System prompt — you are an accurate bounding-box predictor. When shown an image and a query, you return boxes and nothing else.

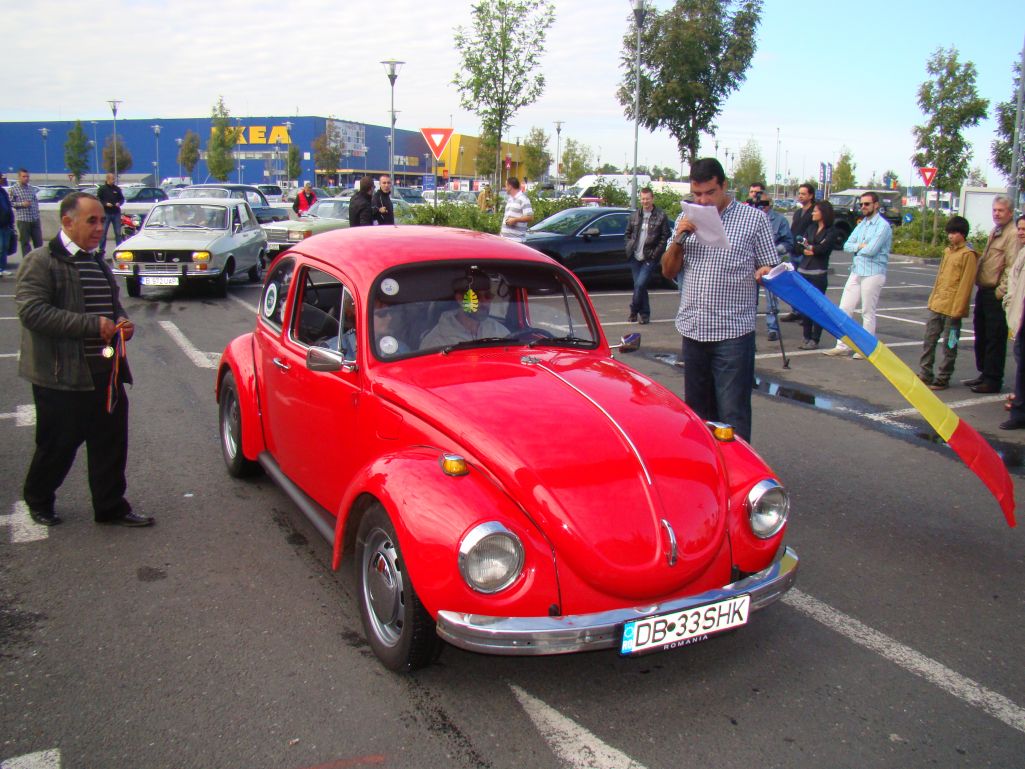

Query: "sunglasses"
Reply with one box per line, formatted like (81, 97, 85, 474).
(859, 202, 874, 208)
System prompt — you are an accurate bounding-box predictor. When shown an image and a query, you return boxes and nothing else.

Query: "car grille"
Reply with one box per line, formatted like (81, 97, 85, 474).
(132, 250, 196, 267)
(264, 229, 290, 244)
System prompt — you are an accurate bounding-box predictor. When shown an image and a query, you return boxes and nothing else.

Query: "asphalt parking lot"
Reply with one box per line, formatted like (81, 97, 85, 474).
(1, 248, 1023, 769)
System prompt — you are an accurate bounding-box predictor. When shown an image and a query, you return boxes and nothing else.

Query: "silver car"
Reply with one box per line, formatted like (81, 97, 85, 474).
(111, 198, 268, 298)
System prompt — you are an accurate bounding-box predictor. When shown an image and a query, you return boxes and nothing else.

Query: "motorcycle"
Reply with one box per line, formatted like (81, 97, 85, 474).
(120, 212, 144, 239)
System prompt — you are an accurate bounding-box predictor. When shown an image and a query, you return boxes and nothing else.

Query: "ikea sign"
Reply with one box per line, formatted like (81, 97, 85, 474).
(210, 125, 292, 145)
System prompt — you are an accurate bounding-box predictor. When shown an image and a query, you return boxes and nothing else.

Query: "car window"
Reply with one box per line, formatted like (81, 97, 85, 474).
(239, 204, 256, 229)
(260, 257, 296, 331)
(181, 187, 229, 199)
(245, 191, 263, 206)
(529, 208, 602, 235)
(291, 267, 356, 360)
(232, 207, 243, 229)
(593, 213, 629, 236)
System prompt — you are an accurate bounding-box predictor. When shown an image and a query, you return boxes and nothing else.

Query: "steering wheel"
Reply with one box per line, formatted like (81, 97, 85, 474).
(509, 327, 555, 343)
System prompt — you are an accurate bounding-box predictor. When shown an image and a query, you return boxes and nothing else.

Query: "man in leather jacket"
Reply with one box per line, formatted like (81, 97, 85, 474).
(349, 176, 375, 227)
(624, 187, 671, 324)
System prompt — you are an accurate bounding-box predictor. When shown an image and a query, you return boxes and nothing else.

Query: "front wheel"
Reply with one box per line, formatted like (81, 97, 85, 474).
(248, 252, 265, 283)
(125, 277, 141, 298)
(219, 371, 260, 478)
(356, 504, 440, 672)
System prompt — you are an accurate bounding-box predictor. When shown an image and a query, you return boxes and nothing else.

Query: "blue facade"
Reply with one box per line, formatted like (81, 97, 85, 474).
(0, 115, 433, 187)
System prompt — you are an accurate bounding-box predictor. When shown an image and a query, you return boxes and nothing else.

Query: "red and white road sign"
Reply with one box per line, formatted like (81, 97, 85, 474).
(919, 167, 938, 187)
(420, 127, 454, 160)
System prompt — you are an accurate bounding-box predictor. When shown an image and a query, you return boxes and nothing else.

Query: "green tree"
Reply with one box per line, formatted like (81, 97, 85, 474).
(64, 120, 90, 183)
(312, 121, 342, 185)
(522, 127, 552, 181)
(990, 62, 1023, 190)
(206, 96, 237, 182)
(560, 138, 593, 185)
(596, 162, 620, 175)
(453, 0, 556, 185)
(731, 139, 766, 193)
(475, 128, 499, 178)
(912, 47, 988, 242)
(832, 148, 856, 190)
(102, 135, 132, 175)
(617, 0, 761, 164)
(178, 130, 201, 176)
(967, 166, 988, 187)
(287, 145, 302, 182)
(881, 169, 900, 189)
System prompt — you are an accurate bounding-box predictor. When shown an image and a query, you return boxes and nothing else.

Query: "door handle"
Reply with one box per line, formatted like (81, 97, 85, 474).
(272, 357, 290, 371)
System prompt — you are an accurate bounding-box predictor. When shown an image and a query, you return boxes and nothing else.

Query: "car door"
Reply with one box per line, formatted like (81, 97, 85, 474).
(233, 203, 262, 268)
(564, 212, 631, 280)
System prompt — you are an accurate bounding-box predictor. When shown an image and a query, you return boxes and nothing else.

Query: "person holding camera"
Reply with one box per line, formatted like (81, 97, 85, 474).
(795, 200, 838, 349)
(747, 184, 793, 342)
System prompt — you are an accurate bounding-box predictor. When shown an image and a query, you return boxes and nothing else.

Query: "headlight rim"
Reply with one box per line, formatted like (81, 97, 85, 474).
(458, 521, 524, 595)
(746, 478, 789, 539)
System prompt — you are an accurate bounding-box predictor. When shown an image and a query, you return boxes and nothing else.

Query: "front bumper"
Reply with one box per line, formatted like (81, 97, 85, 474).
(112, 263, 226, 278)
(435, 545, 798, 655)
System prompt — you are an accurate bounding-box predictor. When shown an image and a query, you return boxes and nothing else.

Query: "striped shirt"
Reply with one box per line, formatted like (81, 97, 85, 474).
(673, 200, 778, 341)
(60, 231, 115, 372)
(9, 183, 40, 223)
(500, 190, 533, 241)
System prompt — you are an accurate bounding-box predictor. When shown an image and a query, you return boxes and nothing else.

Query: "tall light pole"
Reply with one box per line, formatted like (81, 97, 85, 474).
(108, 100, 122, 179)
(90, 121, 100, 181)
(774, 127, 781, 198)
(39, 128, 49, 182)
(151, 124, 161, 186)
(176, 137, 183, 179)
(630, 0, 646, 209)
(554, 120, 563, 190)
(284, 120, 293, 189)
(1008, 32, 1025, 209)
(381, 59, 404, 183)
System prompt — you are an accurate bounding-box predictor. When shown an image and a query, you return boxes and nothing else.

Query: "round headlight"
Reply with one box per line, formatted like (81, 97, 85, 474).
(458, 522, 524, 594)
(747, 479, 789, 539)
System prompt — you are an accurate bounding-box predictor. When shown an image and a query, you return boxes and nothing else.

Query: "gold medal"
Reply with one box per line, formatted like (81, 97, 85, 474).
(102, 345, 115, 359)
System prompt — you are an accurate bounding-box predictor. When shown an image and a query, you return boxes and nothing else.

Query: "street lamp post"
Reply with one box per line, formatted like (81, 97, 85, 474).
(176, 137, 183, 179)
(554, 120, 563, 190)
(152, 124, 161, 186)
(90, 121, 100, 181)
(108, 100, 122, 179)
(630, 0, 646, 209)
(381, 59, 404, 183)
(39, 128, 49, 182)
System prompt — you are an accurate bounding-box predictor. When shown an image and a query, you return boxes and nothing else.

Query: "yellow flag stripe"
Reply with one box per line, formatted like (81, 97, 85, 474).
(867, 343, 959, 440)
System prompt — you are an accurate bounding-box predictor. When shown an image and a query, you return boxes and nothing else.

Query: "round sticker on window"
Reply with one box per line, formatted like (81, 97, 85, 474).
(381, 278, 399, 296)
(263, 283, 279, 318)
(379, 336, 399, 355)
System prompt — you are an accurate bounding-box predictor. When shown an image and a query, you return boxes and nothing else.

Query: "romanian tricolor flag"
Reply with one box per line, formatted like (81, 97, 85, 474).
(763, 264, 1016, 527)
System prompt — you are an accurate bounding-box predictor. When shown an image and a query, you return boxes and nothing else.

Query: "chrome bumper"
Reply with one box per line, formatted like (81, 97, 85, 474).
(435, 546, 798, 656)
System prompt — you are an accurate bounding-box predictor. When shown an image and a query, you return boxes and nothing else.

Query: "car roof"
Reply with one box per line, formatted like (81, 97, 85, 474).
(186, 183, 263, 192)
(285, 226, 556, 292)
(153, 197, 236, 207)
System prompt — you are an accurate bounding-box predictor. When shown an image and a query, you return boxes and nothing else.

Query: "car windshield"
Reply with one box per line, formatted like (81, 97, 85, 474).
(258, 185, 282, 196)
(37, 188, 71, 200)
(180, 187, 230, 199)
(370, 260, 599, 360)
(307, 200, 349, 219)
(395, 188, 425, 204)
(529, 208, 602, 235)
(829, 195, 857, 207)
(145, 204, 227, 229)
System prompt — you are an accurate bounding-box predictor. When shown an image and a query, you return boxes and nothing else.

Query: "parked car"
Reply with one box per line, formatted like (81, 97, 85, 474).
(214, 225, 798, 671)
(122, 186, 169, 203)
(178, 184, 290, 224)
(254, 183, 284, 203)
(393, 186, 426, 205)
(36, 185, 77, 202)
(262, 198, 351, 253)
(111, 198, 268, 297)
(828, 188, 903, 242)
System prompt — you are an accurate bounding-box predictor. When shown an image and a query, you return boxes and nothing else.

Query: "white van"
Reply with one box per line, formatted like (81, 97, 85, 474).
(566, 174, 652, 204)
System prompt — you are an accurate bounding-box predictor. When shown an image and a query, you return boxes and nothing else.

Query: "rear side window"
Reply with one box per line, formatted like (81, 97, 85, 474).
(260, 257, 296, 331)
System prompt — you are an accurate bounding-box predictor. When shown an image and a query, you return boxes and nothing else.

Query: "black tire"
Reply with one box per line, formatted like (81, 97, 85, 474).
(212, 268, 229, 298)
(125, 277, 141, 298)
(355, 504, 440, 672)
(248, 252, 265, 283)
(219, 371, 259, 478)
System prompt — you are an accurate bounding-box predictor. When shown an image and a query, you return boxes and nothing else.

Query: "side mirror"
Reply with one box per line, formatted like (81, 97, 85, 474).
(582, 226, 601, 240)
(611, 332, 641, 353)
(307, 345, 352, 372)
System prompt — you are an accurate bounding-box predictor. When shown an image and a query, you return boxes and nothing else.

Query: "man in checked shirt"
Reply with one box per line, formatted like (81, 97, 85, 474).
(661, 158, 779, 442)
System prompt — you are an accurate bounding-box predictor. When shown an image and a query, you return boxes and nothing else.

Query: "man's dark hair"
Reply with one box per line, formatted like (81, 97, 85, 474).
(945, 215, 970, 237)
(507, 176, 521, 190)
(750, 181, 766, 192)
(18, 168, 28, 175)
(60, 192, 99, 219)
(689, 158, 726, 186)
(639, 186, 653, 196)
(813, 200, 835, 227)
(359, 176, 374, 194)
(379, 173, 391, 182)
(799, 183, 816, 197)
(860, 191, 880, 204)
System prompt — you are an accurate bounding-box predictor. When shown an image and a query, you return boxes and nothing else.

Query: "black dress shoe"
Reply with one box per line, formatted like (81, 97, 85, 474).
(29, 509, 62, 526)
(628, 313, 638, 323)
(970, 382, 1001, 394)
(778, 312, 801, 322)
(639, 315, 650, 325)
(999, 418, 1025, 430)
(97, 512, 154, 527)
(961, 376, 984, 387)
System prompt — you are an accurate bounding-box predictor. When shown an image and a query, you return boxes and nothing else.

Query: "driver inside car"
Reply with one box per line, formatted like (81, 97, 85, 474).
(419, 273, 509, 349)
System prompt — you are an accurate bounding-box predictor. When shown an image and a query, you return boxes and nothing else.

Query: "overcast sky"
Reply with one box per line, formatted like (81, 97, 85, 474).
(5, 0, 1022, 189)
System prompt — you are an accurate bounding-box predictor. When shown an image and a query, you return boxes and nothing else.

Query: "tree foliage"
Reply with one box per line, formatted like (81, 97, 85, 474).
(617, 0, 761, 164)
(967, 166, 988, 187)
(102, 135, 132, 175)
(731, 139, 766, 193)
(287, 145, 302, 182)
(475, 128, 499, 178)
(560, 138, 593, 185)
(206, 96, 237, 182)
(991, 62, 1023, 190)
(832, 148, 856, 190)
(912, 47, 988, 194)
(453, 0, 556, 183)
(64, 120, 90, 183)
(178, 130, 201, 176)
(313, 121, 343, 184)
(522, 127, 552, 182)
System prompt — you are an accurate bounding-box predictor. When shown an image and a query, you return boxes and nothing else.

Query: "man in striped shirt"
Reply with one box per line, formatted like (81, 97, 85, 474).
(15, 192, 153, 528)
(661, 158, 779, 442)
(499, 177, 533, 242)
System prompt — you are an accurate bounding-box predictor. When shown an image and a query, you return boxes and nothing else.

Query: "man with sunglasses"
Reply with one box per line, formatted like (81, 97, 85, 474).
(823, 192, 892, 358)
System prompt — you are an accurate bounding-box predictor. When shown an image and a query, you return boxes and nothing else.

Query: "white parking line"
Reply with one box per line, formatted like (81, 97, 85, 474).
(783, 589, 1025, 734)
(228, 294, 259, 314)
(510, 685, 648, 769)
(157, 321, 218, 369)
(2, 502, 48, 543)
(0, 749, 61, 769)
(0, 405, 36, 426)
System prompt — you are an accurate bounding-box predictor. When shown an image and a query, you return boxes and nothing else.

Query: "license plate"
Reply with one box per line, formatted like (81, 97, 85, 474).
(141, 276, 179, 286)
(621, 594, 750, 655)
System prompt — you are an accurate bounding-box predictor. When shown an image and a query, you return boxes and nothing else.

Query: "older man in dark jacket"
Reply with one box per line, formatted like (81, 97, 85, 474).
(624, 187, 671, 324)
(16, 192, 152, 528)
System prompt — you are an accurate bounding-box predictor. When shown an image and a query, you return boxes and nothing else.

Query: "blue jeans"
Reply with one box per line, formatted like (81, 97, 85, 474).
(629, 258, 655, 318)
(681, 331, 757, 442)
(761, 287, 779, 334)
(101, 212, 122, 253)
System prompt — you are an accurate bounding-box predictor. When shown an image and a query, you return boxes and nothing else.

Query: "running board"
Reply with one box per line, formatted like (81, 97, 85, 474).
(257, 452, 336, 543)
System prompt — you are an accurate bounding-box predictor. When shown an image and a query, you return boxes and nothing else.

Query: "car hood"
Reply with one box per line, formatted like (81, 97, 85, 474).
(122, 229, 225, 250)
(374, 351, 729, 600)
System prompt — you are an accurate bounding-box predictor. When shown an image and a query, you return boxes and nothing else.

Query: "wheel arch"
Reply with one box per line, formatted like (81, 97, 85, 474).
(215, 334, 264, 462)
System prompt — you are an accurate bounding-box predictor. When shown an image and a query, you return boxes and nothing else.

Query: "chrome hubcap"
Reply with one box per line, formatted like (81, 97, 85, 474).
(362, 528, 404, 647)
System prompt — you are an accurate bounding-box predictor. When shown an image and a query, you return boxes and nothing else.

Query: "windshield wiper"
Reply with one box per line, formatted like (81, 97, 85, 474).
(528, 336, 594, 348)
(177, 223, 211, 229)
(441, 337, 511, 354)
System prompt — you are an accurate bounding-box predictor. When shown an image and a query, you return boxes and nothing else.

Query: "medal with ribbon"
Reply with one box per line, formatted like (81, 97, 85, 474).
(105, 320, 130, 414)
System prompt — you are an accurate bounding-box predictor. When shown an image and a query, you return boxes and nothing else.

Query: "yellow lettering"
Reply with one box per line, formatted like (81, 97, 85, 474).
(235, 127, 247, 145)
(249, 126, 266, 144)
(267, 126, 291, 144)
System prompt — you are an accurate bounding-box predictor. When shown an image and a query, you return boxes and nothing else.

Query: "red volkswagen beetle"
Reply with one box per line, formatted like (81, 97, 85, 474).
(215, 226, 798, 671)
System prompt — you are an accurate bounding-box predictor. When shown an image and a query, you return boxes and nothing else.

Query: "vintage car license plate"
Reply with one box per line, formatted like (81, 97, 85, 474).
(141, 276, 179, 286)
(620, 595, 750, 655)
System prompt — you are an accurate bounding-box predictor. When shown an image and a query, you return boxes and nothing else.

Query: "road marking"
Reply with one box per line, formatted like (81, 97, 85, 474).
(510, 684, 648, 769)
(0, 353, 19, 358)
(2, 502, 48, 543)
(0, 316, 18, 321)
(157, 321, 218, 369)
(868, 395, 1005, 421)
(0, 405, 34, 426)
(229, 293, 259, 314)
(783, 589, 1025, 734)
(0, 749, 61, 769)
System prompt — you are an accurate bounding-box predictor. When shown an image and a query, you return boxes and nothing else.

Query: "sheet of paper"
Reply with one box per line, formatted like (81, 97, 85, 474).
(680, 202, 730, 250)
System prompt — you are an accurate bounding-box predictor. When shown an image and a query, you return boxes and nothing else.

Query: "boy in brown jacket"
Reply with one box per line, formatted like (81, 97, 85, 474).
(919, 216, 977, 390)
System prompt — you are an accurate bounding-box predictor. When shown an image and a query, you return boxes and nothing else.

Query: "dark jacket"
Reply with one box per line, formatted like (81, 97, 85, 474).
(0, 186, 12, 228)
(790, 205, 814, 240)
(349, 191, 375, 227)
(97, 182, 124, 216)
(16, 236, 131, 391)
(371, 189, 394, 225)
(624, 205, 671, 262)
(798, 225, 837, 275)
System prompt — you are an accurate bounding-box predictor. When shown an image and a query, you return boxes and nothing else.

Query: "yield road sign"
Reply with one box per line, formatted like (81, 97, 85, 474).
(919, 167, 937, 187)
(420, 128, 454, 160)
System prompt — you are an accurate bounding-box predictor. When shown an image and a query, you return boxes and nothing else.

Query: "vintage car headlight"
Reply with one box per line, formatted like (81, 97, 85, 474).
(458, 522, 524, 594)
(192, 251, 211, 262)
(746, 479, 789, 539)
(287, 229, 312, 241)
(114, 251, 133, 262)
